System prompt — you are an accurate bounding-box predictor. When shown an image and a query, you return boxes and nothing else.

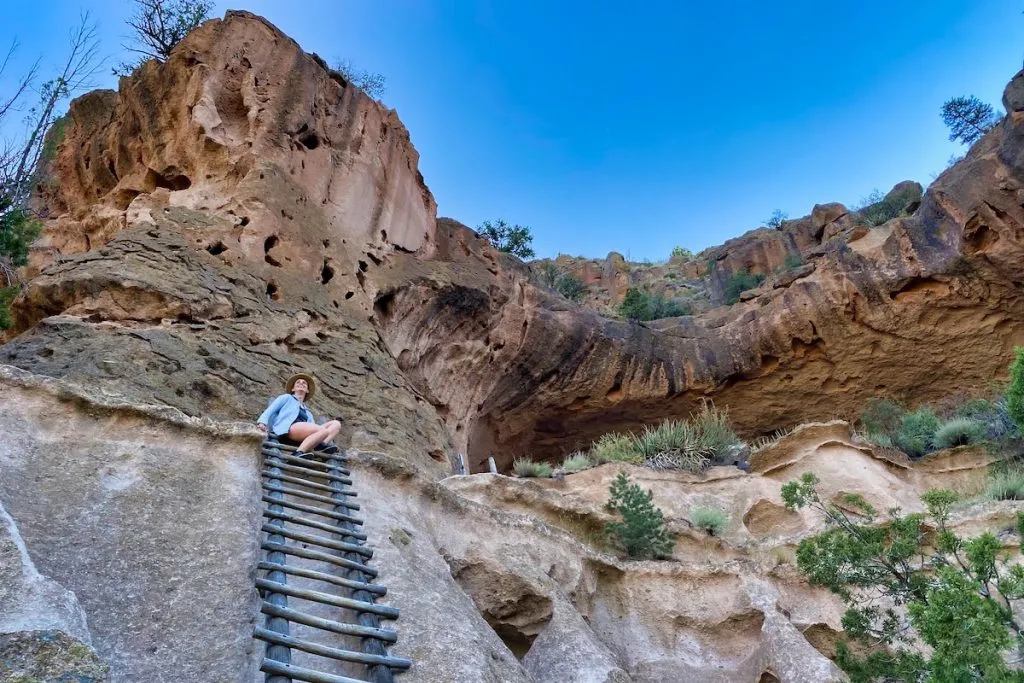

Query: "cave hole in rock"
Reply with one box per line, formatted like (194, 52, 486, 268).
(758, 672, 780, 683)
(264, 235, 282, 267)
(206, 241, 228, 256)
(321, 260, 335, 284)
(298, 131, 320, 150)
(345, 291, 354, 300)
(447, 559, 553, 662)
(367, 252, 382, 266)
(358, 260, 368, 272)
(323, 239, 330, 247)
(145, 167, 191, 191)
(240, 216, 250, 227)
(266, 280, 280, 301)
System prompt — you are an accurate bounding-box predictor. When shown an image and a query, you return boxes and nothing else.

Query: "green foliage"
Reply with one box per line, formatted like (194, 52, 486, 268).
(690, 506, 728, 536)
(670, 246, 694, 262)
(1007, 347, 1024, 433)
(477, 219, 535, 259)
(765, 209, 788, 229)
(783, 477, 1024, 682)
(560, 452, 594, 473)
(985, 463, 1024, 501)
(855, 185, 923, 227)
(723, 269, 765, 305)
(618, 287, 691, 321)
(116, 0, 213, 75)
(332, 59, 386, 99)
(591, 432, 643, 464)
(0, 201, 42, 269)
(512, 458, 553, 478)
(554, 272, 586, 301)
(782, 252, 803, 270)
(894, 407, 940, 458)
(606, 472, 673, 559)
(588, 402, 740, 473)
(956, 397, 1017, 441)
(941, 95, 1001, 146)
(859, 398, 906, 435)
(533, 261, 562, 289)
(39, 114, 68, 167)
(0, 287, 17, 330)
(932, 417, 986, 450)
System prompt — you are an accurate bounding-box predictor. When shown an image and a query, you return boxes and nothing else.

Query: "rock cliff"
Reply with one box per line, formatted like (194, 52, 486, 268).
(3, 9, 1024, 682)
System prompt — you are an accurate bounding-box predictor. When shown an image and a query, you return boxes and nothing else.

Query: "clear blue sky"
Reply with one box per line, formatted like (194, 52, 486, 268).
(2, 1, 1021, 260)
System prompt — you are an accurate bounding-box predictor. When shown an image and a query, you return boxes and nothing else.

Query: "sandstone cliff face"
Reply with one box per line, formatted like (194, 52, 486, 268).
(3, 9, 1024, 681)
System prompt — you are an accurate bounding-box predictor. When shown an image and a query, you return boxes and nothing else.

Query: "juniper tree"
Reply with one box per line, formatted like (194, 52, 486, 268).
(477, 219, 535, 259)
(606, 472, 673, 559)
(941, 96, 1001, 146)
(115, 0, 212, 75)
(782, 473, 1024, 682)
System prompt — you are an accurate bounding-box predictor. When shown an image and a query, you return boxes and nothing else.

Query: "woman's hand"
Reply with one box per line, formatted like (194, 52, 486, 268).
(257, 423, 268, 434)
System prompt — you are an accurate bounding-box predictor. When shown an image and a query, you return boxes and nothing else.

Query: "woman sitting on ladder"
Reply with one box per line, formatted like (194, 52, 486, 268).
(256, 372, 341, 457)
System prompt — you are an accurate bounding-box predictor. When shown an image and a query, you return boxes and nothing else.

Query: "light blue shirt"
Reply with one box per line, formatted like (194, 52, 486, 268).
(258, 394, 315, 437)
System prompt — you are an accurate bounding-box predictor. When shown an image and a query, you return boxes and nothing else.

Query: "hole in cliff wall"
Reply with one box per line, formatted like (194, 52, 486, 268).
(345, 291, 354, 300)
(358, 260, 368, 272)
(445, 556, 553, 661)
(266, 280, 280, 301)
(321, 260, 335, 284)
(373, 291, 394, 317)
(758, 672, 780, 683)
(298, 131, 321, 150)
(206, 241, 228, 256)
(264, 235, 282, 267)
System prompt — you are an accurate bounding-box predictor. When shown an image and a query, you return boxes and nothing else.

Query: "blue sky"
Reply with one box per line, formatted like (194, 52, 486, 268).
(2, 1, 1021, 260)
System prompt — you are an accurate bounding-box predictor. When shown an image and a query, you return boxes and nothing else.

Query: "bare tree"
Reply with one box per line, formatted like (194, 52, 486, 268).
(0, 13, 101, 325)
(115, 0, 212, 75)
(2, 15, 101, 207)
(331, 58, 386, 99)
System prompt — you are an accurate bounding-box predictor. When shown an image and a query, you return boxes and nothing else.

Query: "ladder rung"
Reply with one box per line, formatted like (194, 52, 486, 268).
(263, 441, 344, 457)
(262, 471, 357, 496)
(265, 461, 353, 484)
(263, 448, 346, 470)
(261, 658, 366, 683)
(257, 561, 386, 595)
(261, 496, 363, 526)
(256, 579, 398, 618)
(261, 523, 372, 558)
(255, 628, 410, 669)
(262, 509, 367, 540)
(263, 484, 360, 510)
(261, 541, 377, 577)
(261, 602, 398, 642)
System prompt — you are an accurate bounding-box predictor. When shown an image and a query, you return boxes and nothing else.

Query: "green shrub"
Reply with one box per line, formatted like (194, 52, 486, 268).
(0, 286, 17, 330)
(561, 452, 594, 473)
(606, 472, 673, 559)
(985, 465, 1024, 501)
(555, 272, 586, 301)
(614, 402, 740, 472)
(1007, 347, 1024, 433)
(670, 246, 694, 262)
(932, 417, 986, 450)
(618, 287, 690, 321)
(512, 457, 553, 478)
(859, 398, 906, 436)
(956, 397, 1016, 441)
(532, 261, 562, 289)
(854, 185, 921, 227)
(591, 432, 642, 464)
(690, 506, 729, 536)
(894, 408, 940, 458)
(723, 270, 765, 305)
(782, 252, 804, 270)
(691, 401, 742, 456)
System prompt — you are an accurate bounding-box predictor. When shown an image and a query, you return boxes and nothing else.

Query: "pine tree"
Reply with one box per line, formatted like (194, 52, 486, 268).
(606, 472, 673, 559)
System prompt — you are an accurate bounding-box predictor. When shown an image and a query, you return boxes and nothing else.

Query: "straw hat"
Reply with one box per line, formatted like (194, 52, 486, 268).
(285, 373, 316, 399)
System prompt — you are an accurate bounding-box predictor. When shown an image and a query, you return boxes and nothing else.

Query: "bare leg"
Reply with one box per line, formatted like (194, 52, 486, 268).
(290, 420, 342, 453)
